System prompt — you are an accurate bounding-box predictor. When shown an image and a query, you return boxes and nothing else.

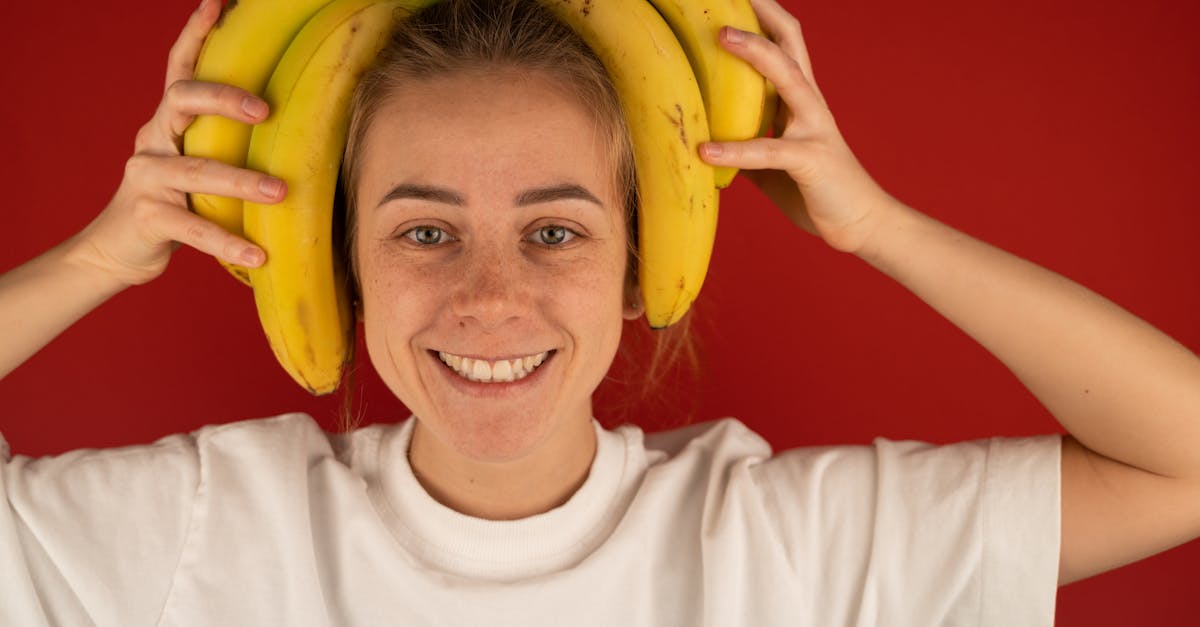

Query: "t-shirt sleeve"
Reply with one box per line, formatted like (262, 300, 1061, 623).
(751, 433, 1062, 627)
(0, 430, 200, 626)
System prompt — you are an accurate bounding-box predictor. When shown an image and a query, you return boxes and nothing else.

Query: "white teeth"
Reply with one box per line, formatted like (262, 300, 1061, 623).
(437, 350, 550, 383)
(472, 359, 490, 381)
(492, 359, 513, 382)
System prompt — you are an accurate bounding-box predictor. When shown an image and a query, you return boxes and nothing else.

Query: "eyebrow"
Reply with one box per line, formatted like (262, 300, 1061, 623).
(375, 182, 604, 210)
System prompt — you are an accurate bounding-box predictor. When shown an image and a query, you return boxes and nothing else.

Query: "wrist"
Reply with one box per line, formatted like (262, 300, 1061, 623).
(847, 196, 921, 262)
(58, 232, 137, 299)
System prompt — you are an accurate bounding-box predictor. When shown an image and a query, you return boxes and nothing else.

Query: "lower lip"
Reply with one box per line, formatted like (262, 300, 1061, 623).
(429, 350, 555, 397)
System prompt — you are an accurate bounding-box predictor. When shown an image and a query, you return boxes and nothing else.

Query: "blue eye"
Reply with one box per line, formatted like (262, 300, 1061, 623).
(404, 226, 448, 245)
(535, 225, 575, 246)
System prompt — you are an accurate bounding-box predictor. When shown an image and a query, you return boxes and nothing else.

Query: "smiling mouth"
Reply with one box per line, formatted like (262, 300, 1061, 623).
(435, 349, 554, 383)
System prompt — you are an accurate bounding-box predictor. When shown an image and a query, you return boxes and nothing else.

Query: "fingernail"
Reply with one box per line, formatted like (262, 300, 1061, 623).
(724, 26, 746, 44)
(259, 177, 284, 197)
(242, 95, 268, 119)
(241, 247, 265, 267)
(704, 143, 724, 158)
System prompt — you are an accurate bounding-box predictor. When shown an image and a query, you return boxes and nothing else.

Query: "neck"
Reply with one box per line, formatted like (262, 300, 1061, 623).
(407, 412, 598, 521)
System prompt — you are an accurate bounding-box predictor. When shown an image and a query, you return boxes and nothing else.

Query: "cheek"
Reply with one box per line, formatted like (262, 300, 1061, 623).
(360, 253, 436, 324)
(357, 249, 443, 385)
(562, 246, 629, 350)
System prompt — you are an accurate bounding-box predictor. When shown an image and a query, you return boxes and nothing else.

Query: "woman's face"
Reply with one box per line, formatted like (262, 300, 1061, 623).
(353, 69, 639, 463)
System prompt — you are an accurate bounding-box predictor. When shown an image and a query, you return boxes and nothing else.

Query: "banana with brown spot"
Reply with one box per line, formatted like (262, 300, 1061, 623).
(537, 0, 717, 329)
(183, 0, 337, 286)
(242, 0, 418, 394)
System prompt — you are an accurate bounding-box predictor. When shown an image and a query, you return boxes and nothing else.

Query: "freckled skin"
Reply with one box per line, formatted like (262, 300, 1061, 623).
(352, 69, 642, 516)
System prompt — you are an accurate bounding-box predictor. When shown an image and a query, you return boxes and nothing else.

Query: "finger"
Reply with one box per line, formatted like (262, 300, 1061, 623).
(165, 0, 221, 92)
(156, 80, 269, 147)
(699, 135, 817, 177)
(719, 26, 828, 122)
(126, 153, 287, 205)
(748, 0, 817, 85)
(149, 199, 267, 267)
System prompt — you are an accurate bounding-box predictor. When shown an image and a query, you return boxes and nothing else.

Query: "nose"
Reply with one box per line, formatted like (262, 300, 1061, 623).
(448, 244, 529, 329)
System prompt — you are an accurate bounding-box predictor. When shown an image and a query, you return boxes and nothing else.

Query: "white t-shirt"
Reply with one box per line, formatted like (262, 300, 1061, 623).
(0, 413, 1061, 626)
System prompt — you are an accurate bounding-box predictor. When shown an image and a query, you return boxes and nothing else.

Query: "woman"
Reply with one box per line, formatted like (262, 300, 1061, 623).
(1, 0, 1198, 624)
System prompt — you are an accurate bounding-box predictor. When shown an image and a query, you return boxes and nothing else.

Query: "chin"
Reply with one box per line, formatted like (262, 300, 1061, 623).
(428, 405, 557, 464)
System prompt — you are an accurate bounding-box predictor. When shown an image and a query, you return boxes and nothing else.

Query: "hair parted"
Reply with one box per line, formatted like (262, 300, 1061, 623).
(334, 0, 700, 432)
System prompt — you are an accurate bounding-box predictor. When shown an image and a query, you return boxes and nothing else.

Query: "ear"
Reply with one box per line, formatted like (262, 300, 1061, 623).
(622, 280, 644, 321)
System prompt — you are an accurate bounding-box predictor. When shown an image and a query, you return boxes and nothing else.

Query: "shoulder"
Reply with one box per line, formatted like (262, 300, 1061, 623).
(187, 412, 388, 472)
(633, 418, 1061, 527)
(634, 417, 1060, 484)
(2, 412, 377, 482)
(754, 432, 1062, 503)
(640, 416, 773, 461)
(190, 411, 326, 442)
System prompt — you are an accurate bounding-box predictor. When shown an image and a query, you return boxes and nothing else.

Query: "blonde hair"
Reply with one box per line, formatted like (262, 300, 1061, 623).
(334, 0, 700, 431)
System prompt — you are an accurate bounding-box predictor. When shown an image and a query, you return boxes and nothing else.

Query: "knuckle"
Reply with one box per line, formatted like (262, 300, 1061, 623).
(124, 153, 150, 178)
(184, 220, 209, 245)
(180, 155, 207, 183)
(164, 79, 189, 103)
(221, 239, 244, 262)
(218, 84, 251, 113)
(215, 82, 239, 99)
(782, 14, 803, 36)
(782, 56, 805, 78)
(166, 43, 187, 64)
(240, 177, 257, 199)
(133, 124, 154, 153)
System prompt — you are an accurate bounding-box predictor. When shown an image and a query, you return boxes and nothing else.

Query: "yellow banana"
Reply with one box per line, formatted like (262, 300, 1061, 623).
(646, 0, 768, 190)
(242, 0, 410, 395)
(182, 0, 335, 286)
(536, 0, 718, 329)
(760, 77, 779, 138)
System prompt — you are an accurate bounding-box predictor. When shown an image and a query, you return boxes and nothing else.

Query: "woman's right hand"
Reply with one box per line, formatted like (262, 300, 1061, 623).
(71, 0, 286, 288)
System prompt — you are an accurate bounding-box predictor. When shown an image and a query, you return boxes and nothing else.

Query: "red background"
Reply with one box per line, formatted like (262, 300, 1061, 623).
(1, 0, 1197, 622)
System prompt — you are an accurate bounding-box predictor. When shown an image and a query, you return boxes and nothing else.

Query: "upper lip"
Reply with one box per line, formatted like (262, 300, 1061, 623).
(430, 348, 553, 361)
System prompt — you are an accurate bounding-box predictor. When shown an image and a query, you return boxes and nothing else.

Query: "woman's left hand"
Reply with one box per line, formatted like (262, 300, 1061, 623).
(700, 0, 899, 254)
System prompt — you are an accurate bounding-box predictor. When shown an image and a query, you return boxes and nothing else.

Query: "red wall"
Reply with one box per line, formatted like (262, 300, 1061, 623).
(1, 0, 1197, 622)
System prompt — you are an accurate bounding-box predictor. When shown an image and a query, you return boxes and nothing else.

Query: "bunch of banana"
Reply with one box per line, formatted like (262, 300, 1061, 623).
(183, 0, 339, 286)
(244, 0, 433, 395)
(644, 0, 770, 190)
(184, 0, 427, 395)
(539, 0, 773, 328)
(183, 0, 774, 394)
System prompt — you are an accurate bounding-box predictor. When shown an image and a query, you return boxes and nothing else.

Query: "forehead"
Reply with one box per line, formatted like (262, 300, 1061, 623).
(360, 70, 614, 181)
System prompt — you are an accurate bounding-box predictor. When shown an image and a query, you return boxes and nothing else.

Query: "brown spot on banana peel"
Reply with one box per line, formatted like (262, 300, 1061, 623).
(295, 298, 318, 381)
(559, 0, 592, 17)
(660, 103, 688, 150)
(675, 103, 687, 148)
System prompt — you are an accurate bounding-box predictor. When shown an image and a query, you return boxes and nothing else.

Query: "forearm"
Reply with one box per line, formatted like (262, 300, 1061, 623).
(856, 200, 1200, 480)
(0, 235, 128, 380)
